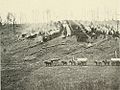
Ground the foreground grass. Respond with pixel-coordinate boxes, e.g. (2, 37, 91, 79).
(30, 66, 120, 90)
(2, 66, 120, 90)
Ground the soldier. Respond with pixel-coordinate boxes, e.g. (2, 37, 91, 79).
(63, 21, 71, 37)
(0, 16, 2, 26)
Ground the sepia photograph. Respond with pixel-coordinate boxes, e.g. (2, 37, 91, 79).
(0, 0, 120, 90)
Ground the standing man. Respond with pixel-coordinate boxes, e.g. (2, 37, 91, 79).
(0, 16, 2, 26)
(63, 21, 71, 37)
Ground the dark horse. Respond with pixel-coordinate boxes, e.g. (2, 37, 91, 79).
(61, 61, 67, 65)
(94, 60, 102, 66)
(102, 60, 110, 66)
(69, 60, 76, 65)
(44, 60, 53, 66)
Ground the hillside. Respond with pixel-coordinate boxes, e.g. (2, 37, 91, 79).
(1, 21, 120, 90)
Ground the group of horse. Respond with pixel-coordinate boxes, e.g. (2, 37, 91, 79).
(94, 59, 120, 66)
(44, 58, 120, 67)
(44, 58, 87, 66)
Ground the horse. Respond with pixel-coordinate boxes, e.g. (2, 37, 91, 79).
(94, 60, 102, 66)
(102, 60, 110, 66)
(76, 58, 87, 66)
(44, 60, 53, 66)
(69, 60, 76, 65)
(111, 58, 120, 66)
(61, 61, 67, 65)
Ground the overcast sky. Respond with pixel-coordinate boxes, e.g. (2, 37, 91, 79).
(0, 0, 120, 23)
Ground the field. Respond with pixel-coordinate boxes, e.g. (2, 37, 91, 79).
(2, 66, 120, 90)
(1, 21, 120, 90)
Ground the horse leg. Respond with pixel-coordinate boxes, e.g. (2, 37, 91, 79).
(112, 62, 116, 66)
(70, 61, 72, 65)
(116, 61, 118, 66)
(48, 63, 50, 67)
(95, 62, 97, 66)
(111, 62, 114, 66)
(74, 62, 76, 65)
(50, 63, 52, 66)
(83, 62, 85, 66)
(65, 62, 67, 65)
(98, 62, 100, 66)
(115, 62, 117, 66)
(81, 62, 83, 66)
(105, 62, 107, 66)
(96, 62, 98, 66)
(106, 62, 108, 66)
(78, 62, 80, 66)
(44, 62, 47, 67)
(103, 61, 106, 66)
(97, 62, 99, 66)
(117, 61, 120, 66)
(71, 62, 73, 65)
(118, 62, 120, 66)
(80, 62, 82, 66)
(46, 63, 48, 67)
(99, 62, 102, 66)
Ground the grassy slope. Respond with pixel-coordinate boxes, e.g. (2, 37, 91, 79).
(1, 23, 120, 90)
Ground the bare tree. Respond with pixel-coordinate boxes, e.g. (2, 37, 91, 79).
(7, 12, 16, 25)
(6, 12, 16, 33)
